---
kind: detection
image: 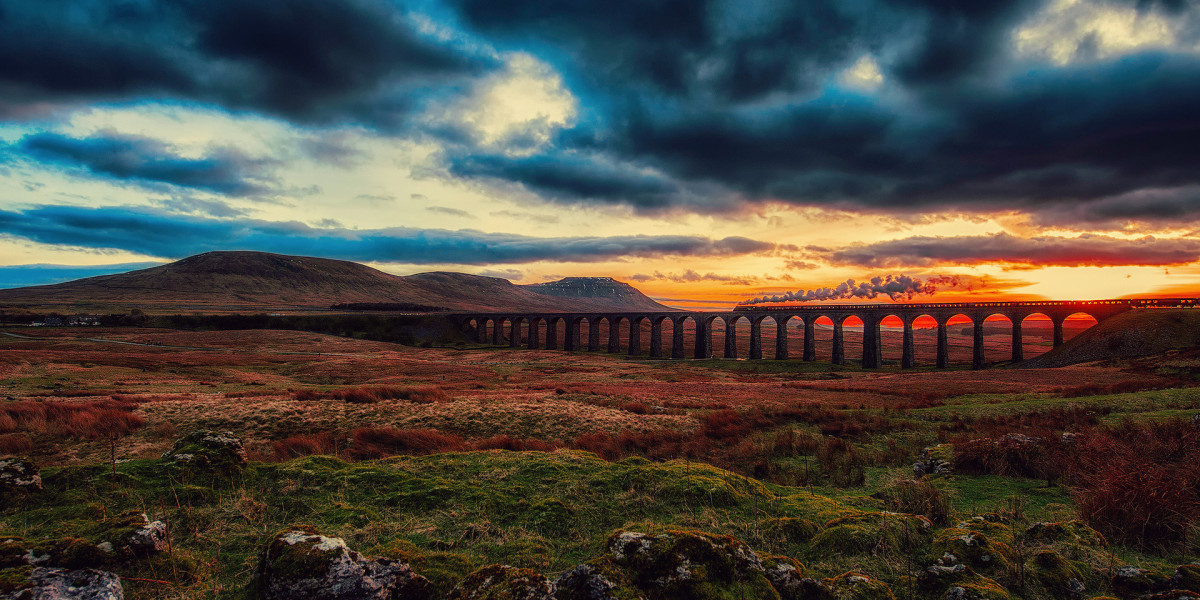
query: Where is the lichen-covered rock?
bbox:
[955,516,1014,545]
[943,583,1011,600]
[1170,564,1200,593]
[1110,565,1170,599]
[552,564,635,600]
[931,529,1010,573]
[761,555,806,600]
[605,529,776,599]
[448,564,554,600]
[161,430,246,477]
[812,513,932,555]
[1023,521,1106,548]
[95,513,167,559]
[2,567,124,599]
[1030,551,1084,598]
[256,527,430,600]
[916,564,1009,600]
[0,458,41,497]
[913,445,954,477]
[824,572,896,600]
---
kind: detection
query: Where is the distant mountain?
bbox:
[522,277,668,311]
[1022,309,1200,367]
[0,251,674,313]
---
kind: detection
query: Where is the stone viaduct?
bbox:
[451,297,1199,369]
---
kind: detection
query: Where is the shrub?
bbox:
[0,433,33,455]
[470,435,560,452]
[0,400,144,439]
[273,431,339,459]
[348,427,465,459]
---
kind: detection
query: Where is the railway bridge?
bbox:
[450,297,1199,369]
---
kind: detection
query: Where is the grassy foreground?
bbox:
[2,448,1189,600]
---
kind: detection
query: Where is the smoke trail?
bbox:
[742,274,968,304]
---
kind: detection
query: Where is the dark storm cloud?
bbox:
[0,0,492,127]
[440,0,1200,225]
[0,205,776,265]
[17,132,273,196]
[817,233,1200,268]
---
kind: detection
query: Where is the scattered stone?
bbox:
[932,529,1010,573]
[161,430,246,477]
[0,458,42,496]
[552,564,628,600]
[97,513,167,559]
[1110,565,1169,599]
[256,527,430,600]
[825,571,896,600]
[448,564,554,600]
[913,445,954,477]
[3,567,124,599]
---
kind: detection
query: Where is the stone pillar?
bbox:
[528,320,540,350]
[901,319,915,369]
[476,320,487,343]
[972,319,985,370]
[650,319,663,358]
[775,318,789,360]
[749,318,763,360]
[492,319,504,345]
[564,319,579,351]
[1011,318,1023,362]
[832,320,844,365]
[672,318,686,359]
[1053,318,1064,347]
[607,317,621,353]
[936,320,948,368]
[588,320,601,351]
[628,318,642,356]
[803,319,816,361]
[694,318,711,359]
[861,316,881,368]
[510,319,522,348]
[545,319,558,350]
[724,319,738,358]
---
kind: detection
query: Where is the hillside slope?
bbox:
[0,251,673,313]
[1023,309,1200,367]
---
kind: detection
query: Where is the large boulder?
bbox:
[553,564,631,600]
[448,564,554,600]
[161,430,246,478]
[0,458,41,497]
[1110,566,1170,599]
[1,567,124,599]
[1030,551,1085,598]
[256,527,429,600]
[605,529,776,598]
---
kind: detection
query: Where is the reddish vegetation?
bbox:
[293,385,449,404]
[273,431,339,459]
[0,399,144,439]
[348,427,467,459]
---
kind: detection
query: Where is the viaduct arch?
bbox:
[454,298,1198,369]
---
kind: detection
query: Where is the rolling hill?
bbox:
[1022,309,1200,367]
[0,251,674,313]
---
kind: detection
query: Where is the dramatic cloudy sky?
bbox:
[2,0,1199,306]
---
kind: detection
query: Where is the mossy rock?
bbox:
[760,518,820,546]
[1023,520,1106,548]
[0,565,33,595]
[447,564,554,600]
[0,457,42,498]
[760,555,806,600]
[917,564,1008,599]
[91,511,168,559]
[942,581,1012,600]
[811,513,931,556]
[160,430,246,479]
[1030,550,1085,598]
[931,528,1011,573]
[823,572,896,600]
[605,529,777,599]
[554,561,646,600]
[374,539,476,598]
[257,526,430,600]
[1111,566,1170,599]
[1171,564,1200,593]
[956,516,1014,545]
